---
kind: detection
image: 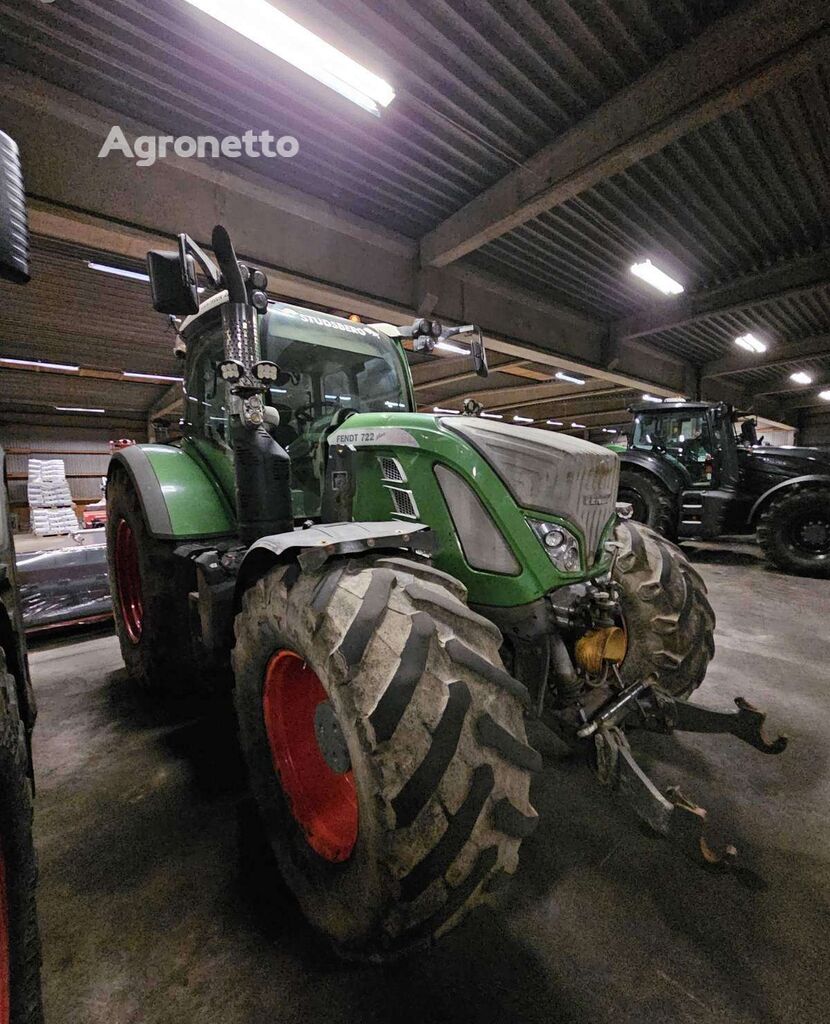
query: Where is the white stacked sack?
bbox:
[27,458,79,536]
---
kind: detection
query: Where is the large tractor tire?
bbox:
[0,652,42,1024]
[756,486,830,579]
[233,557,540,961]
[613,520,715,700]
[618,468,677,540]
[106,467,196,692]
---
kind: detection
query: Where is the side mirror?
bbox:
[0,131,30,284]
[147,243,200,315]
[470,326,488,378]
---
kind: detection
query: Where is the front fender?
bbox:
[748,474,830,525]
[109,444,235,540]
[618,450,689,494]
[235,521,432,605]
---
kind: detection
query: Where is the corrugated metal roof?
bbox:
[472,65,830,320]
[0,0,735,237]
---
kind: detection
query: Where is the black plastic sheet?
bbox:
[16,542,112,630]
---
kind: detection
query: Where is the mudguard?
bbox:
[618,449,690,494]
[748,474,830,525]
[109,444,235,540]
[235,521,432,602]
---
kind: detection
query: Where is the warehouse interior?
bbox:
[0,1,828,1022]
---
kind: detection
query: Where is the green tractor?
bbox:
[106,226,786,960]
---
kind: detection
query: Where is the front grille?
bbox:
[387,487,418,518]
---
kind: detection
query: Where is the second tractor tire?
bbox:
[613,520,715,699]
[0,652,43,1024]
[233,556,540,960]
[618,468,677,540]
[756,486,830,579]
[106,467,196,692]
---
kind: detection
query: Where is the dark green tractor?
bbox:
[106,225,786,960]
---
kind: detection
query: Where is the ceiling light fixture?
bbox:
[789,371,813,385]
[602,428,618,434]
[0,357,79,372]
[630,259,684,295]
[433,407,460,415]
[481,412,503,419]
[555,371,585,386]
[734,333,767,354]
[570,422,587,429]
[180,0,395,115]
[55,406,106,414]
[819,390,830,401]
[87,262,150,282]
[123,371,184,383]
[513,415,533,423]
[546,419,563,426]
[435,341,470,356]
[642,393,663,403]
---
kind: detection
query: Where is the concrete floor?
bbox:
[29,539,829,1024]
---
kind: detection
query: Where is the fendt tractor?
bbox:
[106,226,787,961]
[617,400,830,577]
[0,130,44,1024]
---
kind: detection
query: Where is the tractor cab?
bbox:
[180,299,415,519]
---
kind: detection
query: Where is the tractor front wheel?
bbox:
[618,468,676,540]
[106,468,196,692]
[613,520,715,699]
[756,486,830,578]
[233,557,540,960]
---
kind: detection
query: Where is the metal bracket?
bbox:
[595,726,737,868]
[650,693,788,755]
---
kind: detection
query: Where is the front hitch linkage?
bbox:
[586,682,788,867]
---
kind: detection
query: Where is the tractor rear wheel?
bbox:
[756,486,830,578]
[618,468,676,540]
[233,557,540,960]
[613,520,715,699]
[106,467,196,692]
[0,653,42,1024]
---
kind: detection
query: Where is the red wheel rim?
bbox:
[114,518,144,645]
[262,651,358,863]
[0,847,10,1024]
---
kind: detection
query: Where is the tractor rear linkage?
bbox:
[574,679,787,867]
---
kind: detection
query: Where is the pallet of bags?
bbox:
[30,507,80,537]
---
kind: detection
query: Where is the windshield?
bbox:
[184,305,411,517]
[631,408,714,484]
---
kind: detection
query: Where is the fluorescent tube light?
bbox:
[435,342,470,356]
[819,390,830,401]
[181,0,395,115]
[513,415,533,423]
[55,406,106,414]
[734,333,767,354]
[630,260,684,295]
[87,262,150,282]
[546,419,563,426]
[481,412,503,419]
[555,371,585,385]
[789,371,813,385]
[602,428,618,434]
[0,357,79,372]
[570,422,586,429]
[642,393,663,403]
[384,400,406,409]
[433,407,460,415]
[123,371,184,383]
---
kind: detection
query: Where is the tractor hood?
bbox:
[443,417,619,560]
[743,444,830,477]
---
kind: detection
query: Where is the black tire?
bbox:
[0,652,43,1024]
[106,467,196,692]
[618,468,677,540]
[613,520,715,699]
[233,557,540,960]
[756,486,830,579]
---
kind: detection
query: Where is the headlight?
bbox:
[527,519,582,573]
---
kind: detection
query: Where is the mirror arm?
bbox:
[178,233,222,290]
